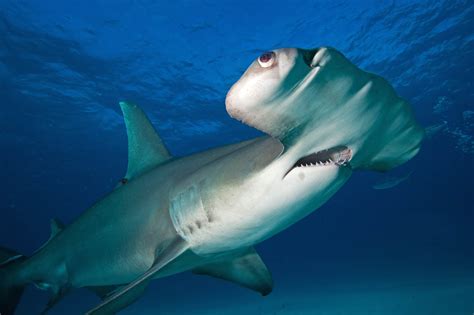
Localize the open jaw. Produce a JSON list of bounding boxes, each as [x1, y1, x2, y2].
[[285, 146, 352, 177]]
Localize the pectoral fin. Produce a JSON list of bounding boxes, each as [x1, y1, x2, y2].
[[39, 284, 70, 315], [193, 247, 273, 296], [86, 285, 117, 300], [85, 237, 189, 315], [86, 281, 150, 315]]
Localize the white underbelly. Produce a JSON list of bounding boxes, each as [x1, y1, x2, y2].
[[169, 163, 352, 256]]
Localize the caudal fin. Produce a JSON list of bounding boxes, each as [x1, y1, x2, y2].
[[0, 247, 27, 315]]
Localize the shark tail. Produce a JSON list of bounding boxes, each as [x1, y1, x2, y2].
[[0, 247, 27, 315]]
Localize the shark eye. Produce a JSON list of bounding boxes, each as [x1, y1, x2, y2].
[[258, 51, 275, 68]]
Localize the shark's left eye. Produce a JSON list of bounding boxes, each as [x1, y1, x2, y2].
[[258, 51, 275, 68]]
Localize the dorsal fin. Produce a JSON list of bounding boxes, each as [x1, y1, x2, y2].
[[50, 218, 64, 238], [192, 247, 273, 296], [34, 218, 65, 254], [119, 101, 171, 182]]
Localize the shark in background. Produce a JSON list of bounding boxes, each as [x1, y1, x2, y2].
[[0, 46, 424, 315]]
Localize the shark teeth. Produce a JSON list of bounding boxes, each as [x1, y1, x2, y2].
[[288, 145, 353, 173]]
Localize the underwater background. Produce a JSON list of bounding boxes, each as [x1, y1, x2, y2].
[[0, 0, 473, 314]]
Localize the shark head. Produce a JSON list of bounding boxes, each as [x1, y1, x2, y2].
[[169, 47, 425, 257], [226, 47, 425, 177]]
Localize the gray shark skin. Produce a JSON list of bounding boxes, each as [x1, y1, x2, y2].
[[0, 46, 424, 315]]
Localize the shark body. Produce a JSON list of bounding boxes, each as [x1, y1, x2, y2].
[[0, 47, 424, 314]]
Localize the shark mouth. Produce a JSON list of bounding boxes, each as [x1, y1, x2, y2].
[[286, 146, 352, 176]]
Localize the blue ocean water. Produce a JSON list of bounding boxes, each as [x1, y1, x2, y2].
[[0, 0, 473, 314]]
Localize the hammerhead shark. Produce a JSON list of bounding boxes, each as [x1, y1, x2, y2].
[[0, 47, 424, 314]]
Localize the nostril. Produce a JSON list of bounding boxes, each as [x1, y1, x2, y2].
[[302, 49, 318, 67]]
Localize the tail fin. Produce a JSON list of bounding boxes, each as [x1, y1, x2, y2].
[[0, 247, 27, 315]]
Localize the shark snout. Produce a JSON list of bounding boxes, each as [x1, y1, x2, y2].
[[224, 46, 333, 141]]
